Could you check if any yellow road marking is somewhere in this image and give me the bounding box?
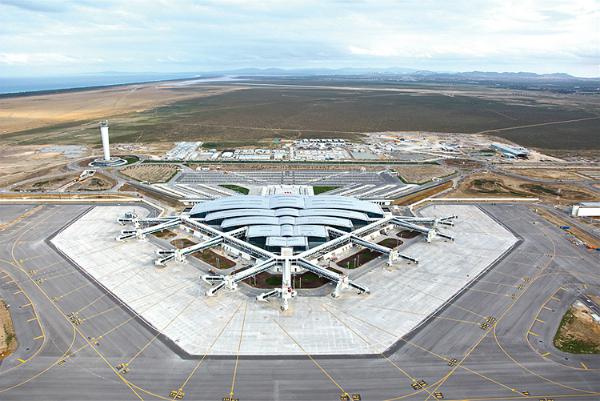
[9,208,144,401]
[535,318,545,324]
[176,303,243,394]
[551,296,560,301]
[580,362,588,370]
[27,317,37,322]
[541,352,550,357]
[543,306,553,311]
[13,290,22,295]
[528,331,540,337]
[229,302,248,398]
[20,303,32,308]
[125,286,199,366]
[17,358,26,363]
[465,288,512,297]
[274,318,347,395]
[33,335,43,340]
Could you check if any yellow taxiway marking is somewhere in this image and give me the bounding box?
[528,331,540,337]
[580,362,588,370]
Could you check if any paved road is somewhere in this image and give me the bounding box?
[0,203,598,400]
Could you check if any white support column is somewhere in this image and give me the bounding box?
[280,248,296,311]
[100,122,110,161]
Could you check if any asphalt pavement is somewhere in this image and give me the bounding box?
[0,203,598,401]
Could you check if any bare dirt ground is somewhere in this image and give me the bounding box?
[120,164,178,183]
[394,164,454,184]
[448,173,598,204]
[152,229,177,240]
[0,83,243,136]
[443,158,484,170]
[0,145,79,187]
[504,168,584,180]
[0,300,17,358]
[66,173,116,191]
[14,172,116,192]
[13,173,78,192]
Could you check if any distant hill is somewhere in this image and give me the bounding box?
[205,68,595,81]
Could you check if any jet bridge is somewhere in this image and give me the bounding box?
[115,207,456,311]
[348,235,418,264]
[390,218,453,242]
[155,236,224,266]
[324,227,418,265]
[117,211,174,228]
[296,258,369,298]
[202,258,278,296]
[256,257,297,311]
[116,217,181,241]
[180,215,274,260]
[401,215,458,228]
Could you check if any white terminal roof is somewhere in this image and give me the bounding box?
[190,195,384,249]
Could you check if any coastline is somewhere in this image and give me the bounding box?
[0,74,218,98]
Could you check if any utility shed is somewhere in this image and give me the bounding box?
[571,202,600,217]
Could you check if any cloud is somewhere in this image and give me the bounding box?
[0,0,597,76]
[0,0,67,13]
[0,52,77,65]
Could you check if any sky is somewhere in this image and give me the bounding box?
[0,0,598,77]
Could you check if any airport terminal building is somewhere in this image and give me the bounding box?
[190,195,385,252]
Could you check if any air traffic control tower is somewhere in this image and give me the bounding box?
[90,121,127,167]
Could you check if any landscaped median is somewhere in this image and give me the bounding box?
[554,302,600,354]
[0,300,17,359]
[218,184,249,195]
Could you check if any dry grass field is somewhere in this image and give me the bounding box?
[14,173,78,192]
[554,303,600,354]
[0,83,242,137]
[0,145,78,187]
[394,164,454,184]
[67,174,116,191]
[120,164,178,183]
[2,79,599,150]
[505,168,586,180]
[0,300,17,358]
[450,173,598,204]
